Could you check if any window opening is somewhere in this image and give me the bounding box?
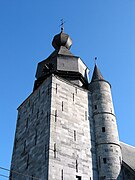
[73,93,74,102]
[23,140,26,153]
[55,110,57,122]
[76,160,78,172]
[37,109,39,119]
[75,87,77,94]
[85,111,87,120]
[74,130,76,141]
[62,101,64,111]
[35,130,37,145]
[99,156,101,168]
[26,117,29,129]
[102,127,105,132]
[26,154,29,169]
[54,143,56,158]
[56,83,58,94]
[95,105,97,110]
[61,169,64,180]
[103,158,107,164]
[76,175,81,180]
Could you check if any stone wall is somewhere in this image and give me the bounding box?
[48,75,98,180]
[10,76,52,180]
[10,74,99,180]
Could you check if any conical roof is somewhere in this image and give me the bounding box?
[91,64,104,82]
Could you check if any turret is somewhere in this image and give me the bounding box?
[89,64,122,180]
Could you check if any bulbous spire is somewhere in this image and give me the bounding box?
[52,31,72,50]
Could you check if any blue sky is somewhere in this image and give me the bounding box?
[0,0,135,177]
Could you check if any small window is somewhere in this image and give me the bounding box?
[102,127,105,132]
[55,110,57,122]
[26,154,29,169]
[47,112,49,124]
[73,93,74,102]
[99,156,101,168]
[74,130,76,141]
[103,158,107,164]
[37,109,39,119]
[61,169,64,180]
[75,87,77,94]
[54,143,56,158]
[62,101,64,111]
[35,130,37,145]
[76,160,78,172]
[76,175,81,180]
[85,111,87,120]
[94,105,97,110]
[26,117,29,128]
[31,175,34,180]
[56,83,58,94]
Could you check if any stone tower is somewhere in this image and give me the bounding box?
[10,29,122,180]
[89,65,122,179]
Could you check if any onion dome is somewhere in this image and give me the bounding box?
[52,31,72,50]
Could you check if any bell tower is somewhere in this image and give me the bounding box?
[10,27,122,180]
[10,29,96,180]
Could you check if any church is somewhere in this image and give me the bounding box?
[10,27,135,180]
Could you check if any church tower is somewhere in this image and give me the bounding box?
[10,29,122,180]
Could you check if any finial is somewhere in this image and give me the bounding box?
[94,57,97,65]
[60,19,65,32]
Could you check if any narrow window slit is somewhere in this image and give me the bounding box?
[61,169,64,180]
[73,93,74,102]
[102,127,105,132]
[76,160,78,172]
[54,143,56,158]
[99,156,101,168]
[32,103,34,114]
[44,145,47,161]
[75,87,77,94]
[94,105,97,110]
[26,117,29,129]
[62,101,64,111]
[55,110,57,122]
[26,154,29,169]
[47,112,49,125]
[23,140,26,153]
[74,130,76,141]
[37,109,39,119]
[56,83,58,94]
[35,130,37,145]
[103,158,107,164]
[85,111,87,120]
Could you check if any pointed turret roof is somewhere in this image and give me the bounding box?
[91,64,104,82]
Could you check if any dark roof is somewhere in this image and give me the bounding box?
[91,64,104,82]
[52,31,72,50]
[120,142,135,171]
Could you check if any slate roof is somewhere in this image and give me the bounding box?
[120,142,135,171]
[91,64,104,82]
